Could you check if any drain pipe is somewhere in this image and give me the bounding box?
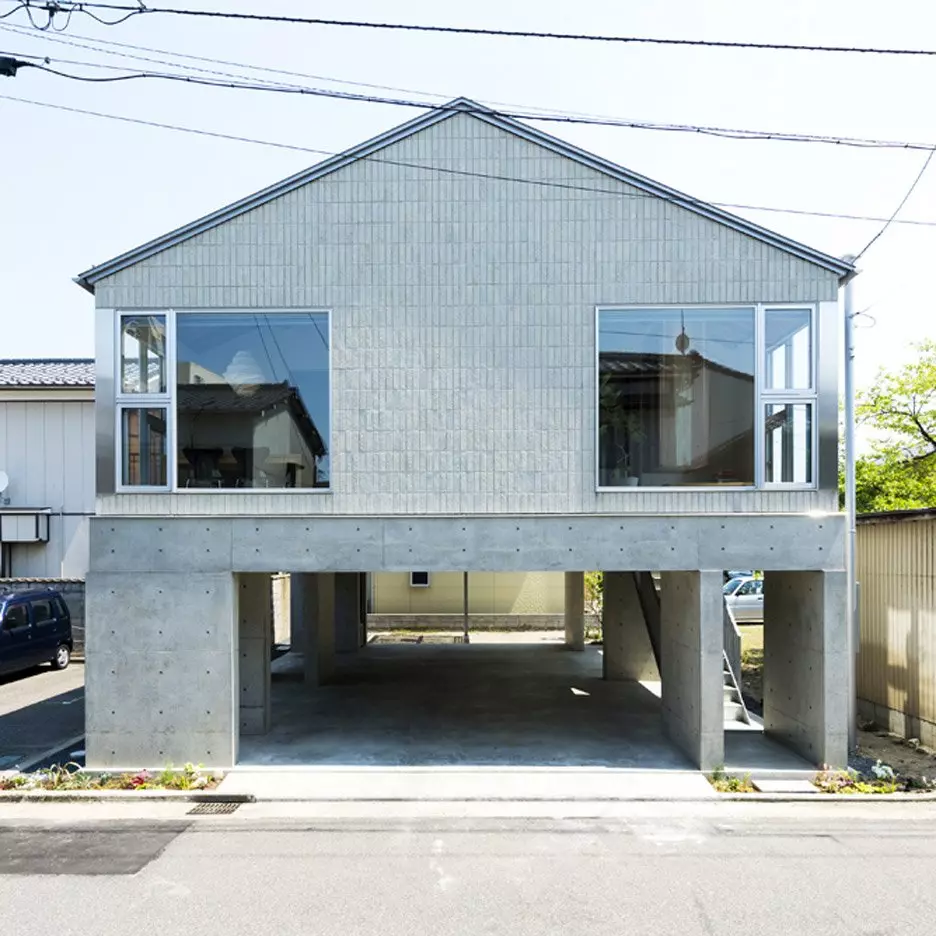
[463,571,470,644]
[843,257,859,753]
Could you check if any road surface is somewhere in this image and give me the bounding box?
[0,801,934,934]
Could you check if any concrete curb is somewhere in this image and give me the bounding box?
[0,790,255,804]
[715,791,936,802]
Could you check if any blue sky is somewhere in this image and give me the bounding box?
[1,0,934,392]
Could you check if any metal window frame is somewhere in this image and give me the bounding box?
[114,311,172,493]
[594,303,819,493]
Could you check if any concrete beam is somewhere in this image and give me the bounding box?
[564,572,585,651]
[659,570,724,771]
[603,571,659,682]
[763,571,848,767]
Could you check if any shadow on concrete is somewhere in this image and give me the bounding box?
[240,643,695,769]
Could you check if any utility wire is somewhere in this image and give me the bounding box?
[8,2,936,57]
[854,149,936,260]
[0,20,655,120]
[3,92,936,231]
[5,51,936,153]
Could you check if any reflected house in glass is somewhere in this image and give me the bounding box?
[75,98,856,774]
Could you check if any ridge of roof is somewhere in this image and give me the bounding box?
[75,97,855,292]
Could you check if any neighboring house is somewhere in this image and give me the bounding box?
[370,571,566,629]
[0,359,95,578]
[75,98,853,771]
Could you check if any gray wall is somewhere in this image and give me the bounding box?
[93,111,840,519]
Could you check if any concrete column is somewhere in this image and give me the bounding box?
[659,570,724,770]
[291,572,336,685]
[564,572,585,651]
[84,570,238,768]
[603,571,659,681]
[763,571,848,767]
[237,573,272,737]
[335,572,362,653]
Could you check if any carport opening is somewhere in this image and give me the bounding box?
[235,571,685,769]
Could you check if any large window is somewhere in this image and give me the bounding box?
[116,310,330,491]
[598,306,816,489]
[598,308,756,487]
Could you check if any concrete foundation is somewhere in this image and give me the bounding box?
[564,572,585,651]
[659,571,724,770]
[84,570,237,768]
[763,571,848,767]
[237,573,271,736]
[603,572,659,682]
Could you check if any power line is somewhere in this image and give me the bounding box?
[5,50,936,154]
[3,91,936,231]
[7,2,936,57]
[855,149,936,260]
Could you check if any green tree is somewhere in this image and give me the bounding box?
[843,340,936,513]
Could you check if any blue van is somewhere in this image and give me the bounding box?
[0,588,73,677]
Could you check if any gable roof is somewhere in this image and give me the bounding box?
[75,98,855,292]
[0,359,95,388]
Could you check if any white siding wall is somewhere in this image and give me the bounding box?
[0,398,95,576]
[95,112,840,517]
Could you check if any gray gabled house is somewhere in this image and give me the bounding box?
[76,98,852,772]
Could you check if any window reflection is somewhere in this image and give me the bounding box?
[121,407,167,486]
[175,313,329,489]
[766,309,812,390]
[598,309,755,487]
[765,403,813,484]
[120,315,166,394]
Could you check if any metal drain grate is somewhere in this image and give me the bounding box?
[187,802,240,815]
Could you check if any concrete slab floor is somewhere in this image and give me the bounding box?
[239,644,690,770]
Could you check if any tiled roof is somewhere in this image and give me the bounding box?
[0,359,95,388]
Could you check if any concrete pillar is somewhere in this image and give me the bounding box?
[335,572,362,653]
[763,571,848,767]
[659,570,724,770]
[603,571,659,681]
[291,572,336,685]
[564,571,585,651]
[84,571,238,769]
[237,573,272,737]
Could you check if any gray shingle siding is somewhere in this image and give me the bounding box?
[93,113,841,516]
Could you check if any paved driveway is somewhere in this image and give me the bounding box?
[0,664,84,770]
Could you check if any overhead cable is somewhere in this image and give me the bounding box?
[3,92,936,231]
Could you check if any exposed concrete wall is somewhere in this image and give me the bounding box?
[271,573,291,645]
[564,572,585,651]
[763,571,848,767]
[659,571,724,770]
[603,572,659,682]
[84,570,237,768]
[290,572,336,685]
[368,613,574,631]
[237,573,271,736]
[334,572,362,653]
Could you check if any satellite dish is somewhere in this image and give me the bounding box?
[0,471,8,494]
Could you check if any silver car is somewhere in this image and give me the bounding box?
[723,576,764,623]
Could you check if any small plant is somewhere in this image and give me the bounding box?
[709,766,755,793]
[814,766,899,794]
[0,762,220,792]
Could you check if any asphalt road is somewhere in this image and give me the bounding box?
[1,802,935,934]
[0,663,84,770]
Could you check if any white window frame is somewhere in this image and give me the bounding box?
[410,572,431,587]
[595,303,818,492]
[114,308,332,494]
[115,310,173,493]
